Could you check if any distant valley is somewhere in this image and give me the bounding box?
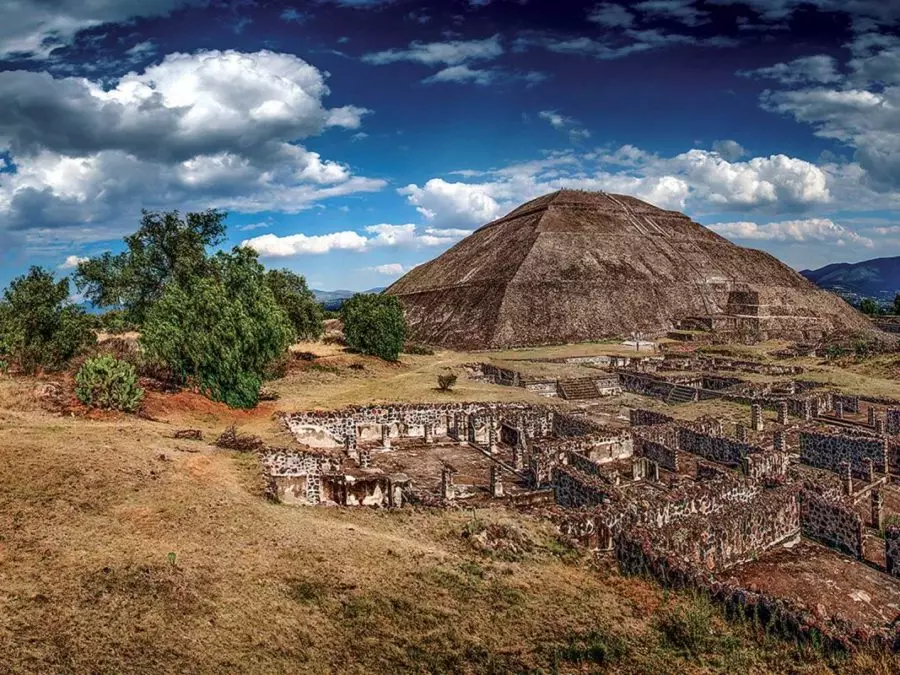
[801,256,900,303]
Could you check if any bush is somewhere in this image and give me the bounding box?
[341,293,406,361]
[0,267,95,374]
[141,247,293,409]
[655,596,717,656]
[75,355,145,412]
[437,372,457,391]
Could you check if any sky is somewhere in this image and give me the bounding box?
[1,0,900,293]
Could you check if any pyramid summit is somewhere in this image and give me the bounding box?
[386,189,870,349]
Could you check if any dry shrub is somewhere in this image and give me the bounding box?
[215,425,264,453]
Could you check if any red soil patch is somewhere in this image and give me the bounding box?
[140,389,276,423]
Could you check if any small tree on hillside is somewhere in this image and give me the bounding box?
[859,298,882,316]
[893,293,900,316]
[341,293,406,361]
[141,247,293,408]
[0,267,95,373]
[75,209,227,325]
[265,269,324,342]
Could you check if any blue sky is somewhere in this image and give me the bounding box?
[1,0,900,293]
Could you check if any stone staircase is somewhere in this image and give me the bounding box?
[558,378,600,400]
[666,384,698,404]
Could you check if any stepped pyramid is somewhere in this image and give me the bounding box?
[386,190,869,349]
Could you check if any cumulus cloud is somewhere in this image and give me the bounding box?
[712,140,747,162]
[634,0,710,26]
[242,223,469,258]
[739,55,842,85]
[0,50,384,241]
[363,35,502,66]
[709,218,874,247]
[397,146,834,229]
[0,0,206,59]
[59,254,88,269]
[366,263,408,276]
[751,34,900,190]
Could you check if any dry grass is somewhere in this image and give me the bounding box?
[0,342,898,672]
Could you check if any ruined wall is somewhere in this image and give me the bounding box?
[887,408,900,435]
[567,452,621,485]
[886,526,900,577]
[742,451,789,482]
[647,485,799,571]
[799,431,888,476]
[629,408,675,427]
[677,427,759,466]
[833,394,860,414]
[634,435,678,472]
[552,465,610,507]
[258,448,343,504]
[282,402,554,447]
[799,487,864,558]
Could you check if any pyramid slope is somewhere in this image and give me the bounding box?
[387,190,870,349]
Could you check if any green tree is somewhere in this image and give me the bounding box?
[141,246,293,408]
[859,298,881,316]
[75,209,227,324]
[893,293,900,316]
[341,293,406,361]
[265,269,324,342]
[0,267,95,373]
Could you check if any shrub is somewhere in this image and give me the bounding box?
[0,267,95,374]
[341,293,406,361]
[655,596,717,656]
[437,372,458,391]
[141,247,293,409]
[75,355,145,412]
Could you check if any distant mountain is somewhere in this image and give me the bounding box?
[800,257,900,303]
[312,287,384,310]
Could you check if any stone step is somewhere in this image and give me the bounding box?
[558,378,600,400]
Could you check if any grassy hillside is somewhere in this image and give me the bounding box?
[0,346,897,673]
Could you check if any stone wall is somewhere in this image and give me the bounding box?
[634,435,678,472]
[886,526,900,577]
[258,448,343,504]
[799,431,888,476]
[887,408,900,435]
[834,394,860,414]
[677,427,759,466]
[629,408,675,427]
[742,451,789,482]
[281,402,553,448]
[552,465,610,507]
[799,486,864,558]
[645,484,799,571]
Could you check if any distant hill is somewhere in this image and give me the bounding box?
[312,287,384,310]
[801,257,900,303]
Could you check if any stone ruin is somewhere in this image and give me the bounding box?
[255,378,900,651]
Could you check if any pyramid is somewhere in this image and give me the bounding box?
[385,190,870,349]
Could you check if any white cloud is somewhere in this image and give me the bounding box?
[397,145,836,229]
[399,179,502,228]
[0,0,206,59]
[241,231,369,257]
[712,140,747,162]
[423,65,498,85]
[366,263,408,276]
[538,110,591,142]
[709,218,874,247]
[739,54,841,85]
[0,50,384,241]
[515,29,737,61]
[242,223,470,258]
[750,34,900,190]
[59,254,88,269]
[363,35,503,66]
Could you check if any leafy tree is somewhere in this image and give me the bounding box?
[265,268,324,342]
[859,298,882,316]
[141,246,293,408]
[75,209,227,324]
[893,293,900,316]
[0,267,95,373]
[341,293,406,361]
